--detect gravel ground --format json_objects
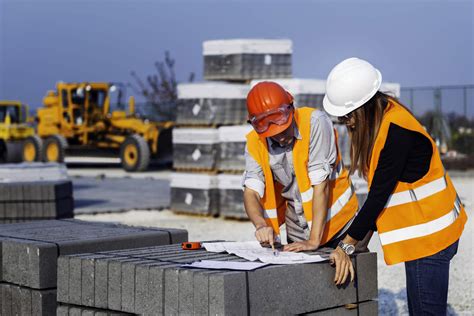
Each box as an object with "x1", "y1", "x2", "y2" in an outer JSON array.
[{"x1": 77, "y1": 176, "x2": 473, "y2": 315}]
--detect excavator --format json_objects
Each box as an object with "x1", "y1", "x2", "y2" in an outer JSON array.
[{"x1": 27, "y1": 82, "x2": 172, "y2": 171}]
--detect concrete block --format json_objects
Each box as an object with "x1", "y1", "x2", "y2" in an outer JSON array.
[
  {"x1": 108, "y1": 257, "x2": 138, "y2": 311},
  {"x1": 355, "y1": 252, "x2": 378, "y2": 301},
  {"x1": 82, "y1": 256, "x2": 96, "y2": 307},
  {"x1": 0, "y1": 203, "x2": 5, "y2": 218},
  {"x1": 68, "y1": 255, "x2": 83, "y2": 305},
  {"x1": 57, "y1": 255, "x2": 69, "y2": 303},
  {"x1": 121, "y1": 259, "x2": 144, "y2": 313},
  {"x1": 209, "y1": 271, "x2": 248, "y2": 315},
  {"x1": 1, "y1": 283, "x2": 12, "y2": 316},
  {"x1": 31, "y1": 288, "x2": 57, "y2": 316},
  {"x1": 20, "y1": 285, "x2": 32, "y2": 315},
  {"x1": 56, "y1": 304, "x2": 69, "y2": 316},
  {"x1": 160, "y1": 228, "x2": 188, "y2": 243},
  {"x1": 147, "y1": 263, "x2": 178, "y2": 316},
  {"x1": 247, "y1": 260, "x2": 357, "y2": 314},
  {"x1": 11, "y1": 284, "x2": 21, "y2": 316},
  {"x1": 95, "y1": 255, "x2": 111, "y2": 309},
  {"x1": 357, "y1": 300, "x2": 378, "y2": 316}
]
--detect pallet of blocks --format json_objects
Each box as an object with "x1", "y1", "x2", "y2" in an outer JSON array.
[
  {"x1": 176, "y1": 82, "x2": 250, "y2": 126},
  {"x1": 218, "y1": 174, "x2": 247, "y2": 219},
  {"x1": 203, "y1": 39, "x2": 293, "y2": 81},
  {"x1": 0, "y1": 163, "x2": 73, "y2": 223},
  {"x1": 56, "y1": 243, "x2": 378, "y2": 315},
  {"x1": 0, "y1": 219, "x2": 188, "y2": 315},
  {"x1": 172, "y1": 128, "x2": 219, "y2": 171},
  {"x1": 170, "y1": 172, "x2": 219, "y2": 216},
  {"x1": 251, "y1": 78, "x2": 326, "y2": 108},
  {"x1": 217, "y1": 125, "x2": 252, "y2": 172}
]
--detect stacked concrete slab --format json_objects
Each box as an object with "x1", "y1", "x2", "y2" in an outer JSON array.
[
  {"x1": 170, "y1": 172, "x2": 219, "y2": 216},
  {"x1": 251, "y1": 78, "x2": 327, "y2": 109},
  {"x1": 203, "y1": 39, "x2": 293, "y2": 81},
  {"x1": 57, "y1": 243, "x2": 377, "y2": 315},
  {"x1": 0, "y1": 163, "x2": 74, "y2": 224},
  {"x1": 218, "y1": 174, "x2": 246, "y2": 219},
  {"x1": 172, "y1": 128, "x2": 219, "y2": 170},
  {"x1": 217, "y1": 125, "x2": 252, "y2": 172},
  {"x1": 0, "y1": 219, "x2": 188, "y2": 315}
]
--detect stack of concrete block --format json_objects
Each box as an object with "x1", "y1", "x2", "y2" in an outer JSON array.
[
  {"x1": 217, "y1": 174, "x2": 246, "y2": 219},
  {"x1": 203, "y1": 39, "x2": 293, "y2": 81},
  {"x1": 251, "y1": 78, "x2": 327, "y2": 108},
  {"x1": 176, "y1": 82, "x2": 249, "y2": 126},
  {"x1": 0, "y1": 219, "x2": 188, "y2": 315},
  {"x1": 0, "y1": 180, "x2": 74, "y2": 224},
  {"x1": 170, "y1": 172, "x2": 219, "y2": 216},
  {"x1": 0, "y1": 162, "x2": 68, "y2": 182},
  {"x1": 56, "y1": 243, "x2": 377, "y2": 315},
  {"x1": 217, "y1": 125, "x2": 252, "y2": 172},
  {"x1": 172, "y1": 128, "x2": 219, "y2": 171}
]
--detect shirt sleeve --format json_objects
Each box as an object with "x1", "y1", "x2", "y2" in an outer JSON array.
[
  {"x1": 307, "y1": 111, "x2": 337, "y2": 185},
  {"x1": 242, "y1": 144, "x2": 266, "y2": 198},
  {"x1": 347, "y1": 123, "x2": 415, "y2": 241}
]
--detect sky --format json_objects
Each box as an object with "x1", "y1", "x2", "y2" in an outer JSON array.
[{"x1": 0, "y1": 0, "x2": 473, "y2": 115}]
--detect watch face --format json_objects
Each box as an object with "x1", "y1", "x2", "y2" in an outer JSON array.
[{"x1": 346, "y1": 244, "x2": 355, "y2": 255}]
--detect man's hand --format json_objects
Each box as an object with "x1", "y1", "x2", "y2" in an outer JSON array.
[
  {"x1": 283, "y1": 240, "x2": 319, "y2": 252},
  {"x1": 329, "y1": 247, "x2": 355, "y2": 285},
  {"x1": 255, "y1": 226, "x2": 275, "y2": 245}
]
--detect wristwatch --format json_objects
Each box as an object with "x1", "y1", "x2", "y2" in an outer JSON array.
[{"x1": 338, "y1": 241, "x2": 355, "y2": 255}]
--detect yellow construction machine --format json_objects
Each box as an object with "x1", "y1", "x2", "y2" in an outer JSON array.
[
  {"x1": 32, "y1": 82, "x2": 172, "y2": 171},
  {"x1": 0, "y1": 101, "x2": 42, "y2": 162}
]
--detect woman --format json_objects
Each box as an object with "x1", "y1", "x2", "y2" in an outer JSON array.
[{"x1": 323, "y1": 57, "x2": 467, "y2": 315}]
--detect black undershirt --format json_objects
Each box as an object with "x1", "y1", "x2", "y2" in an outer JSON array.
[{"x1": 347, "y1": 123, "x2": 434, "y2": 241}]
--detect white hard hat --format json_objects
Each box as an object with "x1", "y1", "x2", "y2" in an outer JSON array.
[{"x1": 323, "y1": 57, "x2": 382, "y2": 117}]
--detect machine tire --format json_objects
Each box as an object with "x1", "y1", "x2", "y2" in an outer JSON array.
[
  {"x1": 43, "y1": 135, "x2": 68, "y2": 163},
  {"x1": 22, "y1": 135, "x2": 43, "y2": 162},
  {"x1": 120, "y1": 134, "x2": 150, "y2": 172}
]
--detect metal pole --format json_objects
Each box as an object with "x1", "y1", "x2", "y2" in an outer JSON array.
[
  {"x1": 463, "y1": 87, "x2": 467, "y2": 117},
  {"x1": 434, "y1": 88, "x2": 442, "y2": 113}
]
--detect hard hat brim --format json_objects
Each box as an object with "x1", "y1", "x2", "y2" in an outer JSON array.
[
  {"x1": 323, "y1": 69, "x2": 382, "y2": 117},
  {"x1": 257, "y1": 111, "x2": 294, "y2": 138}
]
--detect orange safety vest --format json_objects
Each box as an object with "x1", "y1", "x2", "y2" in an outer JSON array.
[
  {"x1": 369, "y1": 101, "x2": 467, "y2": 265},
  {"x1": 246, "y1": 107, "x2": 358, "y2": 245}
]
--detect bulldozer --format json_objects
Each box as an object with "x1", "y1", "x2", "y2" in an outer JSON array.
[
  {"x1": 30, "y1": 82, "x2": 173, "y2": 171},
  {"x1": 0, "y1": 101, "x2": 42, "y2": 162}
]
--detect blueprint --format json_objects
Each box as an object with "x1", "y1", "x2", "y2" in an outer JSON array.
[{"x1": 202, "y1": 241, "x2": 329, "y2": 265}]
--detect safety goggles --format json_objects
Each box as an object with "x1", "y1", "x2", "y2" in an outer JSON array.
[{"x1": 248, "y1": 105, "x2": 293, "y2": 134}]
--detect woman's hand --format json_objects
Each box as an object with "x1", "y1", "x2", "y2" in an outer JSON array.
[
  {"x1": 283, "y1": 240, "x2": 319, "y2": 252},
  {"x1": 255, "y1": 226, "x2": 275, "y2": 245},
  {"x1": 329, "y1": 247, "x2": 355, "y2": 285}
]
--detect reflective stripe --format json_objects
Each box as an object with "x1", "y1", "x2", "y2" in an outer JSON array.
[
  {"x1": 279, "y1": 223, "x2": 288, "y2": 245},
  {"x1": 385, "y1": 176, "x2": 447, "y2": 208},
  {"x1": 326, "y1": 184, "x2": 354, "y2": 221},
  {"x1": 263, "y1": 209, "x2": 277, "y2": 219},
  {"x1": 301, "y1": 187, "x2": 314, "y2": 203},
  {"x1": 379, "y1": 199, "x2": 462, "y2": 246}
]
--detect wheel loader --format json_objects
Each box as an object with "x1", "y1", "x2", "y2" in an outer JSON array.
[
  {"x1": 33, "y1": 82, "x2": 173, "y2": 171},
  {"x1": 0, "y1": 101, "x2": 42, "y2": 162}
]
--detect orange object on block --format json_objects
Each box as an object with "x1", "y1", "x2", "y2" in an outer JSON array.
[{"x1": 182, "y1": 242, "x2": 202, "y2": 250}]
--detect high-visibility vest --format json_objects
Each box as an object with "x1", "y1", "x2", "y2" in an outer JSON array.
[
  {"x1": 369, "y1": 101, "x2": 467, "y2": 265},
  {"x1": 246, "y1": 107, "x2": 358, "y2": 245}
]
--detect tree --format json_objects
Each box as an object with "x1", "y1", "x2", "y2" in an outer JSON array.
[{"x1": 129, "y1": 51, "x2": 195, "y2": 121}]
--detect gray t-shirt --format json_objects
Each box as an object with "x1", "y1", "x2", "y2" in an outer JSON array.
[{"x1": 243, "y1": 110, "x2": 338, "y2": 242}]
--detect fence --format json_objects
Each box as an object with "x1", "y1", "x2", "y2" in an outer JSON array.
[{"x1": 400, "y1": 85, "x2": 474, "y2": 119}]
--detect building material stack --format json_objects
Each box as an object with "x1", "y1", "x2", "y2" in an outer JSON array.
[
  {"x1": 0, "y1": 163, "x2": 74, "y2": 224},
  {"x1": 172, "y1": 39, "x2": 293, "y2": 217},
  {"x1": 56, "y1": 243, "x2": 378, "y2": 315},
  {"x1": 0, "y1": 219, "x2": 187, "y2": 315}
]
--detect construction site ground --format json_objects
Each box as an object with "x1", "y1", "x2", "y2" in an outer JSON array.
[{"x1": 71, "y1": 164, "x2": 473, "y2": 315}]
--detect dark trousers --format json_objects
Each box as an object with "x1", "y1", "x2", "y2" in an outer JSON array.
[{"x1": 405, "y1": 240, "x2": 459, "y2": 316}]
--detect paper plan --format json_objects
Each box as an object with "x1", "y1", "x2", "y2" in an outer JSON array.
[
  {"x1": 184, "y1": 260, "x2": 269, "y2": 271},
  {"x1": 202, "y1": 241, "x2": 329, "y2": 265}
]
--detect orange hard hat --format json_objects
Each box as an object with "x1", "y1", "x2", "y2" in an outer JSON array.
[{"x1": 247, "y1": 81, "x2": 294, "y2": 138}]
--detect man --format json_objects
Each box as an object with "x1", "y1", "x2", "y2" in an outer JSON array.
[{"x1": 243, "y1": 82, "x2": 359, "y2": 282}]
